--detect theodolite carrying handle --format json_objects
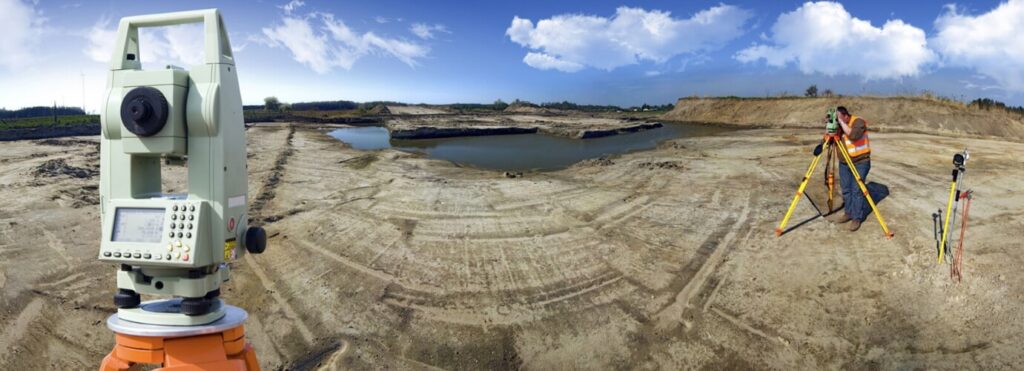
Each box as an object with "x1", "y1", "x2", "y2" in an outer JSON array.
[{"x1": 110, "y1": 9, "x2": 234, "y2": 70}]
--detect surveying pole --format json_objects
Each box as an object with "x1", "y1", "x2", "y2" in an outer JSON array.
[
  {"x1": 933, "y1": 149, "x2": 973, "y2": 282},
  {"x1": 95, "y1": 9, "x2": 265, "y2": 370}
]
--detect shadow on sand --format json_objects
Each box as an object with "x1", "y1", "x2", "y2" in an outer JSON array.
[{"x1": 779, "y1": 181, "x2": 890, "y2": 236}]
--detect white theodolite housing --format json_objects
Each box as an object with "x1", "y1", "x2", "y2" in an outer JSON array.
[{"x1": 97, "y1": 9, "x2": 265, "y2": 326}]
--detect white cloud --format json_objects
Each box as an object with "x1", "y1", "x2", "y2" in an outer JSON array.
[
  {"x1": 374, "y1": 16, "x2": 401, "y2": 24},
  {"x1": 263, "y1": 0, "x2": 431, "y2": 72},
  {"x1": 160, "y1": 24, "x2": 205, "y2": 65},
  {"x1": 84, "y1": 18, "x2": 204, "y2": 68},
  {"x1": 262, "y1": 12, "x2": 429, "y2": 73},
  {"x1": 410, "y1": 23, "x2": 449, "y2": 40},
  {"x1": 931, "y1": 0, "x2": 1024, "y2": 91},
  {"x1": 735, "y1": 1, "x2": 935, "y2": 80},
  {"x1": 523, "y1": 52, "x2": 583, "y2": 72},
  {"x1": 0, "y1": 0, "x2": 47, "y2": 70},
  {"x1": 279, "y1": 0, "x2": 304, "y2": 15},
  {"x1": 505, "y1": 5, "x2": 752, "y2": 72},
  {"x1": 85, "y1": 18, "x2": 116, "y2": 63},
  {"x1": 262, "y1": 16, "x2": 335, "y2": 73}
]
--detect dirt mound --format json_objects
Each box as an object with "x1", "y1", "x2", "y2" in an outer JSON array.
[
  {"x1": 574, "y1": 156, "x2": 615, "y2": 167},
  {"x1": 367, "y1": 104, "x2": 391, "y2": 115},
  {"x1": 32, "y1": 158, "x2": 97, "y2": 179},
  {"x1": 387, "y1": 105, "x2": 448, "y2": 115},
  {"x1": 637, "y1": 160, "x2": 683, "y2": 170},
  {"x1": 662, "y1": 96, "x2": 1024, "y2": 141},
  {"x1": 502, "y1": 104, "x2": 570, "y2": 115},
  {"x1": 56, "y1": 184, "x2": 99, "y2": 207}
]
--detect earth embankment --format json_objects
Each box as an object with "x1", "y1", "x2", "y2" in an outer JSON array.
[
  {"x1": 386, "y1": 114, "x2": 662, "y2": 139},
  {"x1": 663, "y1": 97, "x2": 1024, "y2": 141}
]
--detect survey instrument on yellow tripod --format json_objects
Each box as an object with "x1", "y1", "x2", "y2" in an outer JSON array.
[
  {"x1": 775, "y1": 132, "x2": 894, "y2": 239},
  {"x1": 933, "y1": 149, "x2": 972, "y2": 278}
]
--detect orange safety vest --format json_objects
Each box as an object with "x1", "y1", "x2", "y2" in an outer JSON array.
[{"x1": 844, "y1": 115, "x2": 871, "y2": 158}]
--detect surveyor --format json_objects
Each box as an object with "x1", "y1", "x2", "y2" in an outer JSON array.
[{"x1": 830, "y1": 106, "x2": 872, "y2": 231}]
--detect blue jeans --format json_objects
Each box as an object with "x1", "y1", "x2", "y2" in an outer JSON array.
[{"x1": 839, "y1": 160, "x2": 871, "y2": 221}]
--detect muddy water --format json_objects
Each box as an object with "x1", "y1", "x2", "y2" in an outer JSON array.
[{"x1": 329, "y1": 122, "x2": 735, "y2": 171}]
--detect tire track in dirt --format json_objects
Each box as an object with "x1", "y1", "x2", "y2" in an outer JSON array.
[
  {"x1": 696, "y1": 220, "x2": 793, "y2": 346},
  {"x1": 652, "y1": 194, "x2": 752, "y2": 331},
  {"x1": 617, "y1": 192, "x2": 760, "y2": 367},
  {"x1": 0, "y1": 298, "x2": 44, "y2": 364},
  {"x1": 41, "y1": 227, "x2": 73, "y2": 270},
  {"x1": 709, "y1": 307, "x2": 790, "y2": 346},
  {"x1": 379, "y1": 267, "x2": 627, "y2": 325},
  {"x1": 249, "y1": 125, "x2": 295, "y2": 217},
  {"x1": 240, "y1": 125, "x2": 317, "y2": 346},
  {"x1": 243, "y1": 254, "x2": 315, "y2": 344},
  {"x1": 293, "y1": 238, "x2": 398, "y2": 283}
]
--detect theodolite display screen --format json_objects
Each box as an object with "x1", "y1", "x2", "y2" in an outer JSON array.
[{"x1": 111, "y1": 208, "x2": 165, "y2": 243}]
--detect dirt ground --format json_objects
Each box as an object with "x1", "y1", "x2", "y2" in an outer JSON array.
[
  {"x1": 664, "y1": 97, "x2": 1024, "y2": 141},
  {"x1": 1, "y1": 122, "x2": 1023, "y2": 370},
  {"x1": 386, "y1": 113, "x2": 657, "y2": 138},
  {"x1": 386, "y1": 106, "x2": 450, "y2": 115}
]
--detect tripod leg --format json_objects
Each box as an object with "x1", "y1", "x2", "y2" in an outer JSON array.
[
  {"x1": 837, "y1": 144, "x2": 894, "y2": 239},
  {"x1": 939, "y1": 173, "x2": 959, "y2": 263},
  {"x1": 823, "y1": 145, "x2": 831, "y2": 214},
  {"x1": 951, "y1": 191, "x2": 973, "y2": 282},
  {"x1": 776, "y1": 150, "x2": 826, "y2": 236},
  {"x1": 100, "y1": 349, "x2": 133, "y2": 371}
]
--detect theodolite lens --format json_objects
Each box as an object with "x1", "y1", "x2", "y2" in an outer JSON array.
[
  {"x1": 120, "y1": 86, "x2": 169, "y2": 137},
  {"x1": 128, "y1": 100, "x2": 151, "y2": 121}
]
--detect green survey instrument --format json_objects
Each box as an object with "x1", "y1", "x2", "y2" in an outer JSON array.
[
  {"x1": 825, "y1": 107, "x2": 839, "y2": 134},
  {"x1": 97, "y1": 9, "x2": 266, "y2": 326}
]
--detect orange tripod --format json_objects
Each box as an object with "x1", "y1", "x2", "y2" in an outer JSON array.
[
  {"x1": 100, "y1": 305, "x2": 259, "y2": 370},
  {"x1": 776, "y1": 133, "x2": 894, "y2": 239}
]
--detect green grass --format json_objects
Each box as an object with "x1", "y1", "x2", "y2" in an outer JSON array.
[{"x1": 0, "y1": 115, "x2": 99, "y2": 130}]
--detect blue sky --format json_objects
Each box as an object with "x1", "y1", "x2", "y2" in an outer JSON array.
[{"x1": 1, "y1": 0, "x2": 1022, "y2": 112}]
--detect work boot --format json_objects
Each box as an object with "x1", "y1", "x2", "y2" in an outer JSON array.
[
  {"x1": 848, "y1": 220, "x2": 862, "y2": 232},
  {"x1": 831, "y1": 213, "x2": 852, "y2": 224}
]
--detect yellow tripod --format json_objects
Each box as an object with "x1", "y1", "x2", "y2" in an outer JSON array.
[{"x1": 775, "y1": 133, "x2": 894, "y2": 239}]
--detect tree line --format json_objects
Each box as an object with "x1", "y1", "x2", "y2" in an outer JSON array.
[
  {"x1": 0, "y1": 106, "x2": 86, "y2": 119},
  {"x1": 968, "y1": 98, "x2": 1024, "y2": 116}
]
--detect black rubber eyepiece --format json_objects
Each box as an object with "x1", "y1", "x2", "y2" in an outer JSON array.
[
  {"x1": 120, "y1": 86, "x2": 169, "y2": 137},
  {"x1": 245, "y1": 226, "x2": 267, "y2": 254}
]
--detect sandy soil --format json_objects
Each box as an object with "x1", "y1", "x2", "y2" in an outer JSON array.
[
  {"x1": 387, "y1": 113, "x2": 657, "y2": 138},
  {"x1": 1, "y1": 121, "x2": 1023, "y2": 369},
  {"x1": 665, "y1": 97, "x2": 1024, "y2": 141},
  {"x1": 386, "y1": 106, "x2": 450, "y2": 115}
]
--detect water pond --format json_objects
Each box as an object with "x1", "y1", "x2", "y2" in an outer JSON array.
[{"x1": 328, "y1": 122, "x2": 733, "y2": 171}]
